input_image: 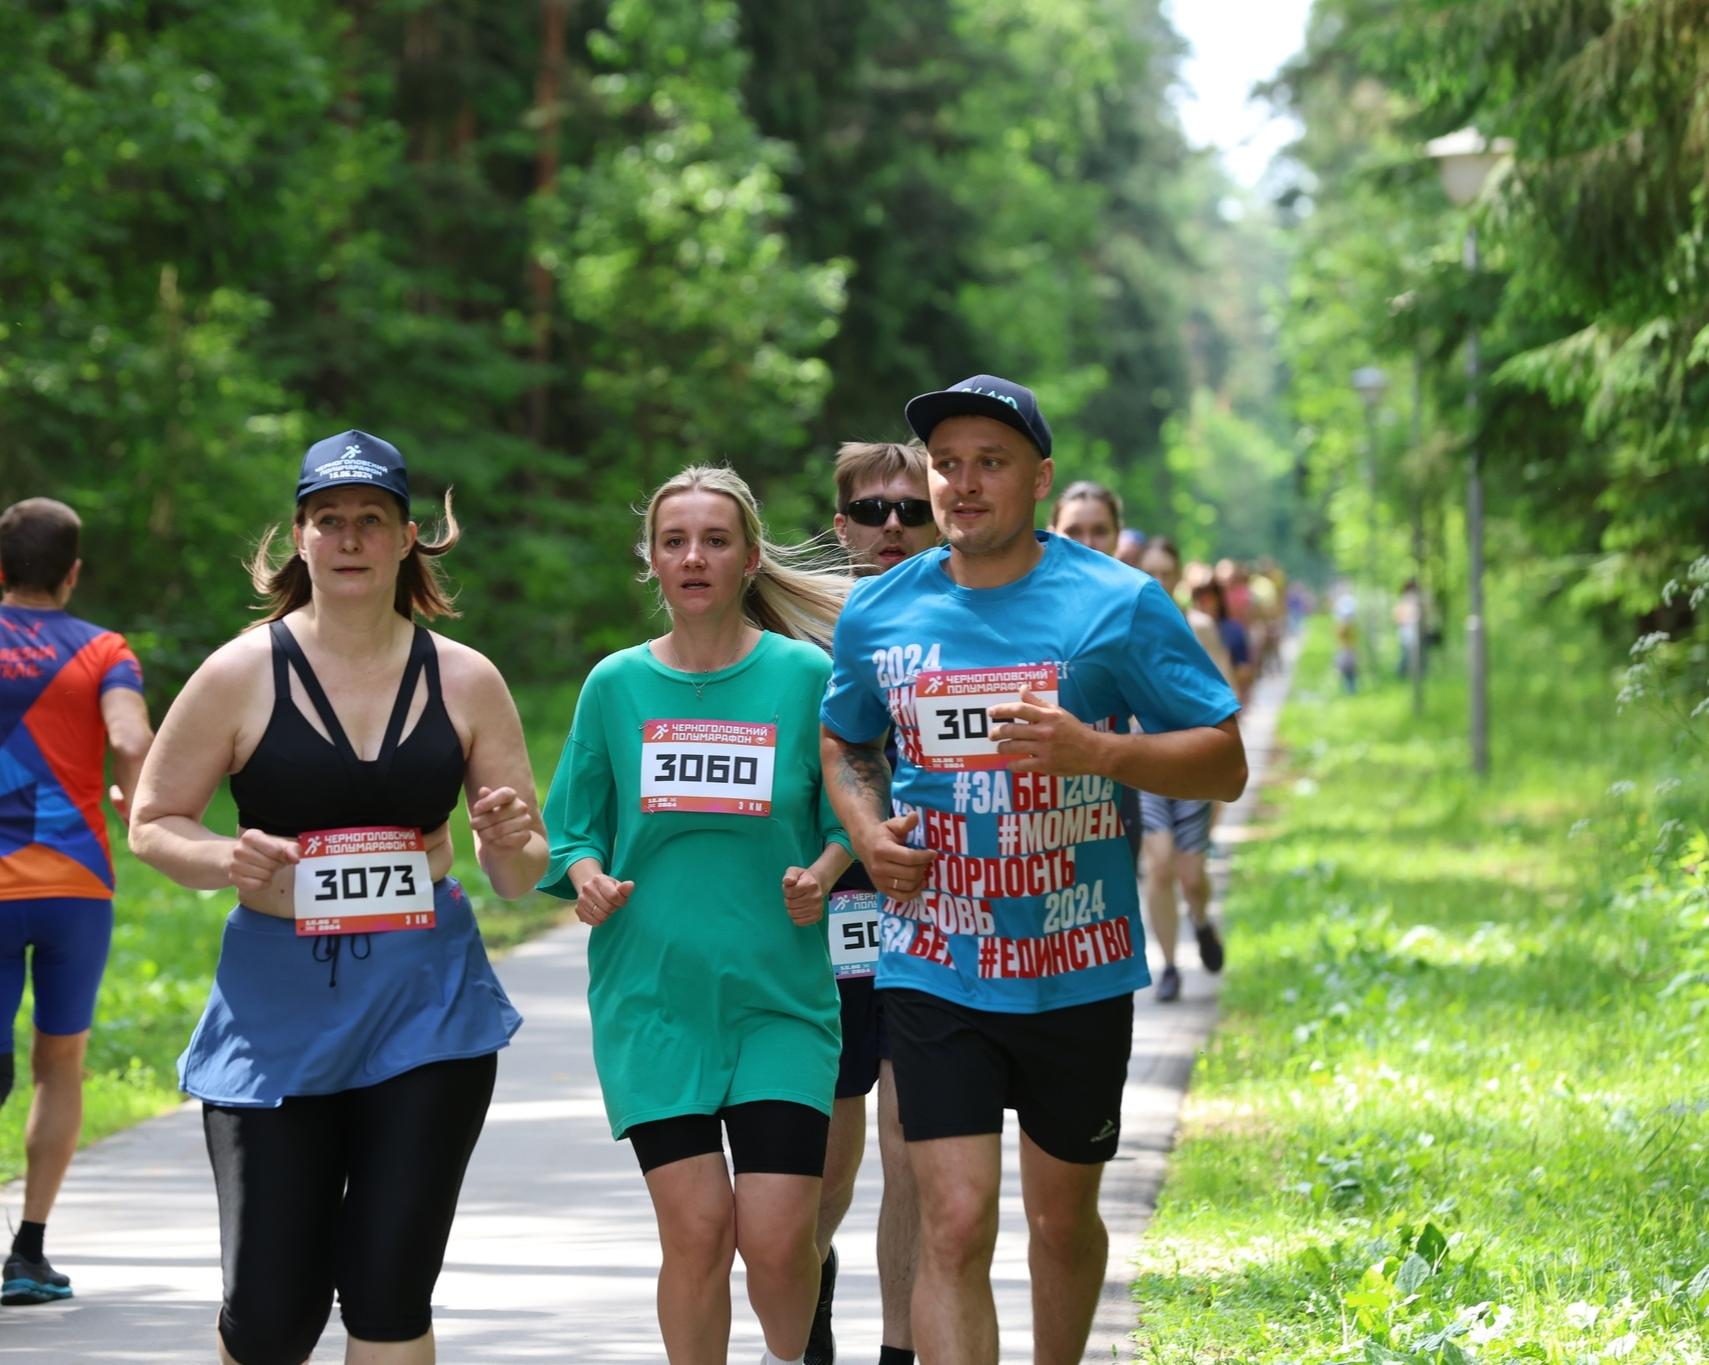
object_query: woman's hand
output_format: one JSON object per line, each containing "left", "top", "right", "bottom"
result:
{"left": 576, "top": 874, "right": 634, "bottom": 927}
{"left": 228, "top": 829, "right": 300, "bottom": 899}
{"left": 470, "top": 785, "right": 534, "bottom": 851}
{"left": 782, "top": 866, "right": 826, "bottom": 926}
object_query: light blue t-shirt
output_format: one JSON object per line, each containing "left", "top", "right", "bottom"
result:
{"left": 821, "top": 532, "right": 1239, "bottom": 1013}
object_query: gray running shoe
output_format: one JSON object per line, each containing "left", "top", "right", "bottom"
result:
{"left": 1155, "top": 964, "right": 1182, "bottom": 1002}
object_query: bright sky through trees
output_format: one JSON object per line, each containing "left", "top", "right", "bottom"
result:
{"left": 1168, "top": 0, "right": 1312, "bottom": 186}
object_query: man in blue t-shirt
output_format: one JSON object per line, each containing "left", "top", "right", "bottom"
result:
{"left": 820, "top": 375, "right": 1246, "bottom": 1363}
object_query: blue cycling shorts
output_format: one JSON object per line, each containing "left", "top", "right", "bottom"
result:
{"left": 0, "top": 898, "right": 114, "bottom": 1044}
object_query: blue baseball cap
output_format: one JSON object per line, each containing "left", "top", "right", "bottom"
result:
{"left": 904, "top": 374, "right": 1053, "bottom": 457}
{"left": 295, "top": 430, "right": 410, "bottom": 507}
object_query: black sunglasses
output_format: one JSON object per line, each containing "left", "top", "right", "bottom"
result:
{"left": 844, "top": 497, "right": 934, "bottom": 528}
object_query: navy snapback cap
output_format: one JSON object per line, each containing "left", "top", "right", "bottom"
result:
{"left": 904, "top": 374, "right": 1053, "bottom": 457}
{"left": 296, "top": 430, "right": 410, "bottom": 506}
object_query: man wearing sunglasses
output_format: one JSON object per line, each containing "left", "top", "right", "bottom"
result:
{"left": 821, "top": 375, "right": 1246, "bottom": 1364}
{"left": 833, "top": 445, "right": 939, "bottom": 576}
{"left": 810, "top": 440, "right": 937, "bottom": 1365}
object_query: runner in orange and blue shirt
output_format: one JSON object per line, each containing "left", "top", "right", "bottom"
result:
{"left": 0, "top": 497, "right": 153, "bottom": 1306}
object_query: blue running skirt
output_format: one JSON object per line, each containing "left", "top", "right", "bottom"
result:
{"left": 178, "top": 877, "right": 521, "bottom": 1107}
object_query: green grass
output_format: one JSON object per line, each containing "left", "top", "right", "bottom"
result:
{"left": 1, "top": 684, "right": 582, "bottom": 1183}
{"left": 1131, "top": 601, "right": 1709, "bottom": 1365}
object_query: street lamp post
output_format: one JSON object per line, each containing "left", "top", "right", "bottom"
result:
{"left": 1425, "top": 128, "right": 1511, "bottom": 779}
{"left": 1408, "top": 343, "right": 1426, "bottom": 718}
{"left": 1351, "top": 365, "right": 1389, "bottom": 677}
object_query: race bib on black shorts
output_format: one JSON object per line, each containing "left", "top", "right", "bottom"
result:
{"left": 828, "top": 889, "right": 881, "bottom": 979}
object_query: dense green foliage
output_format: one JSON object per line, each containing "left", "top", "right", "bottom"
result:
{"left": 1133, "top": 606, "right": 1709, "bottom": 1364}
{"left": 0, "top": 0, "right": 1262, "bottom": 690}
{"left": 1271, "top": 0, "right": 1709, "bottom": 635}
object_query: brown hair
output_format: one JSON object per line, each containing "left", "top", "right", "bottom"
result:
{"left": 247, "top": 492, "right": 461, "bottom": 623}
{"left": 1191, "top": 576, "right": 1229, "bottom": 622}
{"left": 1140, "top": 535, "right": 1181, "bottom": 568}
{"left": 832, "top": 440, "right": 929, "bottom": 512}
{"left": 1049, "top": 480, "right": 1123, "bottom": 532}
{"left": 638, "top": 465, "right": 850, "bottom": 646}
{"left": 0, "top": 498, "right": 81, "bottom": 592}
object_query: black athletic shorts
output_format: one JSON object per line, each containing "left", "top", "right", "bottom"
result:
{"left": 884, "top": 987, "right": 1133, "bottom": 1165}
{"left": 627, "top": 1100, "right": 830, "bottom": 1177}
{"left": 834, "top": 975, "right": 892, "bottom": 1099}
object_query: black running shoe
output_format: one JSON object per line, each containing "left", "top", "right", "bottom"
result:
{"left": 1195, "top": 921, "right": 1225, "bottom": 974}
{"left": 1155, "top": 964, "right": 1181, "bottom": 1003}
{"left": 2, "top": 1252, "right": 72, "bottom": 1305}
{"left": 805, "top": 1243, "right": 837, "bottom": 1365}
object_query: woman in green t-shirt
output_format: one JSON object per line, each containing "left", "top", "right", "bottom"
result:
{"left": 540, "top": 465, "right": 853, "bottom": 1364}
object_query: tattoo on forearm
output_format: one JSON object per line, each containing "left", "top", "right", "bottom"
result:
{"left": 833, "top": 742, "right": 892, "bottom": 818}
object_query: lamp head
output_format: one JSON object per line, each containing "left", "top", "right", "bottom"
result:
{"left": 1425, "top": 128, "right": 1514, "bottom": 206}
{"left": 1351, "top": 366, "right": 1390, "bottom": 407}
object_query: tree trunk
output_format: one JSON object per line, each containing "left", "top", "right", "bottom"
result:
{"left": 527, "top": 0, "right": 570, "bottom": 444}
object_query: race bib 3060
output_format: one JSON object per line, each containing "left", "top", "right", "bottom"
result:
{"left": 913, "top": 665, "right": 1060, "bottom": 771}
{"left": 640, "top": 719, "right": 777, "bottom": 815}
{"left": 293, "top": 826, "right": 434, "bottom": 936}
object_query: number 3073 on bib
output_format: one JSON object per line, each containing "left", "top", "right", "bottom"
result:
{"left": 293, "top": 826, "right": 435, "bottom": 937}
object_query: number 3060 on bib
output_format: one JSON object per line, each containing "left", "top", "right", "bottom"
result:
{"left": 641, "top": 719, "right": 777, "bottom": 815}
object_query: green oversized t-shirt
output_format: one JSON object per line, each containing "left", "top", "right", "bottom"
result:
{"left": 539, "top": 632, "right": 849, "bottom": 1138}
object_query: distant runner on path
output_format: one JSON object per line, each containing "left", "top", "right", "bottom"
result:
{"left": 129, "top": 432, "right": 546, "bottom": 1365}
{"left": 820, "top": 374, "right": 1246, "bottom": 1364}
{"left": 1047, "top": 479, "right": 1144, "bottom": 939}
{"left": 539, "top": 465, "right": 854, "bottom": 1365}
{"left": 1137, "top": 537, "right": 1235, "bottom": 1004}
{"left": 0, "top": 497, "right": 154, "bottom": 1307}
{"left": 811, "top": 440, "right": 938, "bottom": 1365}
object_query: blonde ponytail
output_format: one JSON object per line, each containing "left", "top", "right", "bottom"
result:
{"left": 637, "top": 465, "right": 850, "bottom": 645}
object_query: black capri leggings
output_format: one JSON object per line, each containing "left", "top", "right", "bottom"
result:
{"left": 202, "top": 1053, "right": 497, "bottom": 1365}
{"left": 628, "top": 1099, "right": 830, "bottom": 1177}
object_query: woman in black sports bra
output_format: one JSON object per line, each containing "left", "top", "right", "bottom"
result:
{"left": 130, "top": 430, "right": 547, "bottom": 1365}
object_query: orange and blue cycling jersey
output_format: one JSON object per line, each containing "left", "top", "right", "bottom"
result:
{"left": 0, "top": 605, "right": 143, "bottom": 902}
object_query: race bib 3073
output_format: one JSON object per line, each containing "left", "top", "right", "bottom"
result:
{"left": 294, "top": 826, "right": 434, "bottom": 937}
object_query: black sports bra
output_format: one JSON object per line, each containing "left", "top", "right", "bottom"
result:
{"left": 230, "top": 622, "right": 465, "bottom": 839}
